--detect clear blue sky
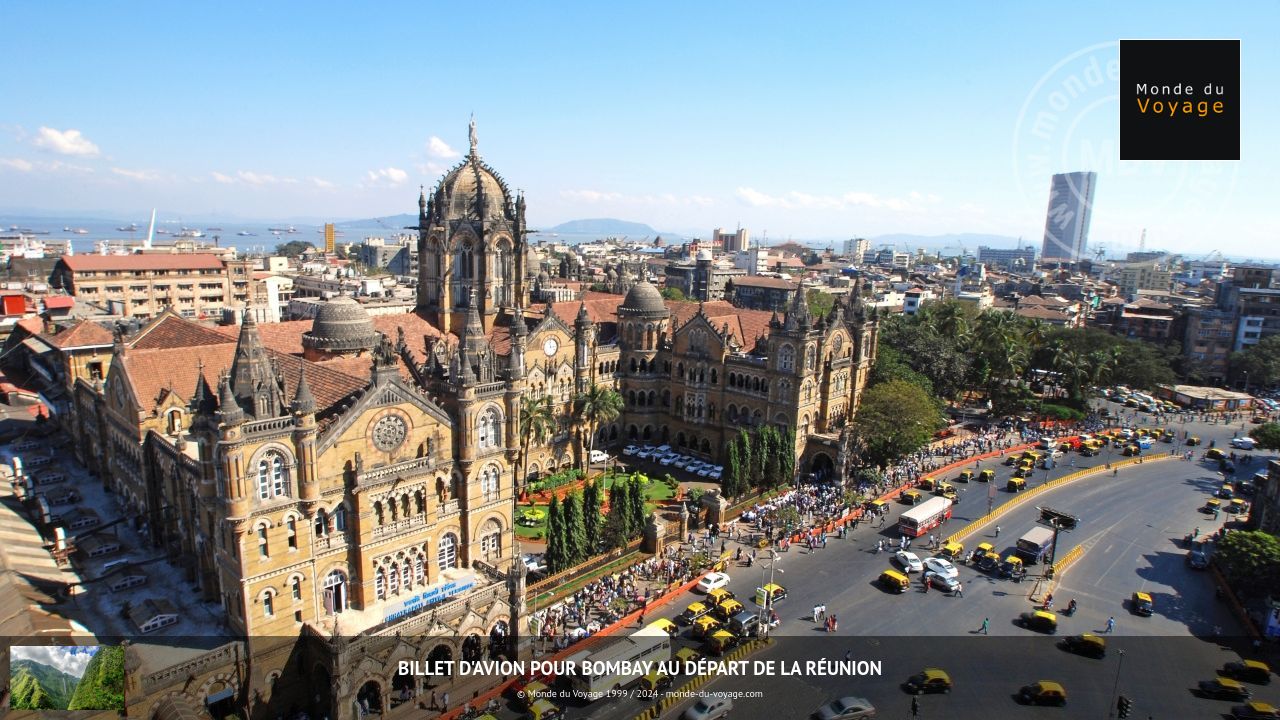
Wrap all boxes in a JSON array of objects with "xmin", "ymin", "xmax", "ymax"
[{"xmin": 1, "ymin": 2, "xmax": 1276, "ymax": 256}]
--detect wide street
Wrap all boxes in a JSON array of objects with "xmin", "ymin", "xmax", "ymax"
[{"xmin": 483, "ymin": 403, "xmax": 1274, "ymax": 720}]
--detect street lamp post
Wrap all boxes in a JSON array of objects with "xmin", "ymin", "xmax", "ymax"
[
  {"xmin": 757, "ymin": 550, "xmax": 781, "ymax": 637},
  {"xmin": 1107, "ymin": 648, "xmax": 1126, "ymax": 719}
]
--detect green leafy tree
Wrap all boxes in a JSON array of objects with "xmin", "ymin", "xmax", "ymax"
[
  {"xmin": 723, "ymin": 437, "xmax": 743, "ymax": 500},
  {"xmin": 626, "ymin": 474, "xmax": 646, "ymax": 538},
  {"xmin": 273, "ymin": 240, "xmax": 315, "ymax": 257},
  {"xmin": 869, "ymin": 345, "xmax": 936, "ymax": 396},
  {"xmin": 738, "ymin": 429, "xmax": 754, "ymax": 494},
  {"xmin": 779, "ymin": 426, "xmax": 796, "ymax": 485},
  {"xmin": 545, "ymin": 495, "xmax": 567, "ymax": 573},
  {"xmin": 603, "ymin": 480, "xmax": 630, "ymax": 549},
  {"xmin": 806, "ymin": 289, "xmax": 836, "ymax": 318},
  {"xmin": 1249, "ymin": 422, "xmax": 1280, "ymax": 451},
  {"xmin": 1214, "ymin": 530, "xmax": 1280, "ymax": 599},
  {"xmin": 762, "ymin": 425, "xmax": 783, "ymax": 487},
  {"xmin": 562, "ymin": 490, "xmax": 587, "ymax": 565},
  {"xmin": 750, "ymin": 427, "xmax": 769, "ymax": 487},
  {"xmin": 582, "ymin": 481, "xmax": 603, "ymax": 553},
  {"xmin": 660, "ymin": 286, "xmax": 686, "ymax": 301},
  {"xmin": 852, "ymin": 379, "xmax": 945, "ymax": 469},
  {"xmin": 518, "ymin": 394, "xmax": 556, "ymax": 490},
  {"xmin": 574, "ymin": 384, "xmax": 625, "ymax": 470},
  {"xmin": 1230, "ymin": 335, "xmax": 1280, "ymax": 388}
]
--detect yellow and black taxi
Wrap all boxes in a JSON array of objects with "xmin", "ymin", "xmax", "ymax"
[
  {"xmin": 525, "ymin": 699, "xmax": 565, "ymax": 720},
  {"xmin": 1230, "ymin": 701, "xmax": 1280, "ymax": 720},
  {"xmin": 689, "ymin": 615, "xmax": 722, "ymax": 639},
  {"xmin": 1004, "ymin": 453, "xmax": 1022, "ymax": 466},
  {"xmin": 879, "ymin": 568, "xmax": 910, "ymax": 593},
  {"xmin": 705, "ymin": 628, "xmax": 740, "ymax": 655},
  {"xmin": 756, "ymin": 583, "xmax": 788, "ymax": 606},
  {"xmin": 936, "ymin": 482, "xmax": 958, "ymax": 500},
  {"xmin": 1187, "ymin": 436, "xmax": 1202, "ymax": 446},
  {"xmin": 1204, "ymin": 499, "xmax": 1223, "ymax": 514},
  {"xmin": 1161, "ymin": 430, "xmax": 1176, "ymax": 443},
  {"xmin": 939, "ymin": 540, "xmax": 964, "ymax": 560},
  {"xmin": 977, "ymin": 550, "xmax": 1001, "ymax": 573},
  {"xmin": 901, "ymin": 489, "xmax": 924, "ymax": 505},
  {"xmin": 637, "ymin": 668, "xmax": 674, "ymax": 693},
  {"xmin": 714, "ymin": 598, "xmax": 745, "ymax": 622},
  {"xmin": 706, "ymin": 587, "xmax": 735, "ymax": 607},
  {"xmin": 918, "ymin": 477, "xmax": 938, "ymax": 492},
  {"xmin": 902, "ymin": 668, "xmax": 952, "ymax": 695},
  {"xmin": 1123, "ymin": 444, "xmax": 1141, "ymax": 456},
  {"xmin": 1017, "ymin": 610, "xmax": 1058, "ymax": 634},
  {"xmin": 1007, "ymin": 477, "xmax": 1028, "ymax": 491},
  {"xmin": 1131, "ymin": 591, "xmax": 1154, "ymax": 616},
  {"xmin": 1206, "ymin": 447, "xmax": 1226, "ymax": 460},
  {"xmin": 1019, "ymin": 680, "xmax": 1067, "ymax": 706},
  {"xmin": 648, "ymin": 618, "xmax": 680, "ymax": 636},
  {"xmin": 1223, "ymin": 660, "xmax": 1273, "ymax": 685},
  {"xmin": 1059, "ymin": 633, "xmax": 1106, "ymax": 658},
  {"xmin": 1218, "ymin": 484, "xmax": 1236, "ymax": 499},
  {"xmin": 1230, "ymin": 498, "xmax": 1249, "ymax": 514},
  {"xmin": 681, "ymin": 601, "xmax": 712, "ymax": 624},
  {"xmin": 1198, "ymin": 676, "xmax": 1252, "ymax": 701},
  {"xmin": 978, "ymin": 469, "xmax": 996, "ymax": 482},
  {"xmin": 674, "ymin": 647, "xmax": 702, "ymax": 668},
  {"xmin": 957, "ymin": 469, "xmax": 974, "ymax": 483},
  {"xmin": 1012, "ymin": 466, "xmax": 1033, "ymax": 479}
]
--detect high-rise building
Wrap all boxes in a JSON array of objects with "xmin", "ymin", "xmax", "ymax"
[
  {"xmin": 1040, "ymin": 171, "xmax": 1096, "ymax": 263},
  {"xmin": 713, "ymin": 227, "xmax": 750, "ymax": 253},
  {"xmin": 977, "ymin": 245, "xmax": 1037, "ymax": 271},
  {"xmin": 843, "ymin": 238, "xmax": 870, "ymax": 263}
]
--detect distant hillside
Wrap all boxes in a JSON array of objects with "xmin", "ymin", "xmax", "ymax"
[
  {"xmin": 545, "ymin": 218, "xmax": 658, "ymax": 236},
  {"xmin": 10, "ymin": 659, "xmax": 78, "ymax": 710},
  {"xmin": 66, "ymin": 646, "xmax": 125, "ymax": 711},
  {"xmin": 336, "ymin": 214, "xmax": 416, "ymax": 229}
]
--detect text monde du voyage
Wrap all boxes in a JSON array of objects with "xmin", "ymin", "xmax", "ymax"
[{"xmin": 1135, "ymin": 83, "xmax": 1228, "ymax": 118}]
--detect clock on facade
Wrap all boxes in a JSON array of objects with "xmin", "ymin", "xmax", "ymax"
[
  {"xmin": 371, "ymin": 415, "xmax": 408, "ymax": 451},
  {"xmin": 543, "ymin": 337, "xmax": 559, "ymax": 356}
]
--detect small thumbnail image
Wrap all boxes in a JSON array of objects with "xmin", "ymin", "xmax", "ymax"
[{"xmin": 7, "ymin": 645, "xmax": 124, "ymax": 712}]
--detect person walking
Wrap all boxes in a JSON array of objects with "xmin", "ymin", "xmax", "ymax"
[
  {"xmin": 813, "ymin": 605, "xmax": 821, "ymax": 623},
  {"xmin": 980, "ymin": 617, "xmax": 989, "ymax": 634},
  {"xmin": 441, "ymin": 692, "xmax": 450, "ymax": 713},
  {"xmin": 955, "ymin": 581, "xmax": 963, "ymax": 598},
  {"xmin": 995, "ymin": 525, "xmax": 1001, "ymax": 538},
  {"xmin": 1105, "ymin": 616, "xmax": 1115, "ymax": 633}
]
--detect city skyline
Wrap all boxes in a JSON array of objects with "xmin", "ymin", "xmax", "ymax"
[{"xmin": 0, "ymin": 2, "xmax": 1275, "ymax": 256}]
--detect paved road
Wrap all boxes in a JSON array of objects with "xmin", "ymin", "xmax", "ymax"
[{"xmin": 485, "ymin": 405, "xmax": 1274, "ymax": 719}]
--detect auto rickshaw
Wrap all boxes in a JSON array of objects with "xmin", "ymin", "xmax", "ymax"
[
  {"xmin": 1203, "ymin": 499, "xmax": 1223, "ymax": 514},
  {"xmin": 525, "ymin": 699, "xmax": 565, "ymax": 720},
  {"xmin": 1060, "ymin": 633, "xmax": 1106, "ymax": 658},
  {"xmin": 978, "ymin": 469, "xmax": 996, "ymax": 482},
  {"xmin": 637, "ymin": 669, "xmax": 673, "ymax": 693},
  {"xmin": 648, "ymin": 618, "xmax": 680, "ymax": 636},
  {"xmin": 714, "ymin": 598, "xmax": 745, "ymax": 622},
  {"xmin": 1229, "ymin": 498, "xmax": 1249, "ymax": 514},
  {"xmin": 957, "ymin": 469, "xmax": 974, "ymax": 483},
  {"xmin": 936, "ymin": 483, "xmax": 958, "ymax": 500},
  {"xmin": 1001, "ymin": 554, "xmax": 1025, "ymax": 579},
  {"xmin": 1131, "ymin": 591, "xmax": 1154, "ymax": 616},
  {"xmin": 1187, "ymin": 436, "xmax": 1201, "ymax": 446},
  {"xmin": 1007, "ymin": 477, "xmax": 1027, "ymax": 492},
  {"xmin": 901, "ymin": 489, "xmax": 923, "ymax": 505},
  {"xmin": 681, "ymin": 601, "xmax": 711, "ymax": 623},
  {"xmin": 756, "ymin": 583, "xmax": 788, "ymax": 606},
  {"xmin": 690, "ymin": 614, "xmax": 722, "ymax": 639},
  {"xmin": 1123, "ymin": 444, "xmax": 1141, "ymax": 456},
  {"xmin": 706, "ymin": 628, "xmax": 740, "ymax": 655},
  {"xmin": 918, "ymin": 477, "xmax": 937, "ymax": 492},
  {"xmin": 939, "ymin": 540, "xmax": 964, "ymax": 560},
  {"xmin": 1012, "ymin": 466, "xmax": 1032, "ymax": 479},
  {"xmin": 706, "ymin": 587, "xmax": 735, "ymax": 606}
]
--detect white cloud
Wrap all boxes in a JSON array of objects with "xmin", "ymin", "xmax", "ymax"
[
  {"xmin": 111, "ymin": 167, "xmax": 161, "ymax": 181},
  {"xmin": 366, "ymin": 167, "xmax": 408, "ymax": 185},
  {"xmin": 735, "ymin": 187, "xmax": 914, "ymax": 211},
  {"xmin": 0, "ymin": 158, "xmax": 33, "ymax": 171},
  {"xmin": 33, "ymin": 127, "xmax": 100, "ymax": 156},
  {"xmin": 11, "ymin": 646, "xmax": 98, "ymax": 679},
  {"xmin": 237, "ymin": 170, "xmax": 296, "ymax": 186},
  {"xmin": 310, "ymin": 177, "xmax": 335, "ymax": 189},
  {"xmin": 562, "ymin": 189, "xmax": 623, "ymax": 203},
  {"xmin": 559, "ymin": 189, "xmax": 714, "ymax": 208},
  {"xmin": 426, "ymin": 136, "xmax": 460, "ymax": 159},
  {"xmin": 211, "ymin": 171, "xmax": 235, "ymax": 184}
]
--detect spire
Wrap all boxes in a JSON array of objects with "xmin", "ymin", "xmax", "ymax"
[
  {"xmin": 418, "ymin": 185, "xmax": 427, "ymax": 217},
  {"xmin": 291, "ymin": 360, "xmax": 316, "ymax": 415},
  {"xmin": 229, "ymin": 310, "xmax": 285, "ymax": 419},
  {"xmin": 464, "ymin": 287, "xmax": 484, "ymax": 340},
  {"xmin": 511, "ymin": 305, "xmax": 528, "ymax": 338},
  {"xmin": 217, "ymin": 374, "xmax": 244, "ymax": 427},
  {"xmin": 576, "ymin": 298, "xmax": 590, "ymax": 326},
  {"xmin": 191, "ymin": 360, "xmax": 217, "ymax": 414},
  {"xmin": 785, "ymin": 285, "xmax": 811, "ymax": 332}
]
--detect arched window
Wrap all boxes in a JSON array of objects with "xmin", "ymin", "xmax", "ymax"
[
  {"xmin": 778, "ymin": 345, "xmax": 795, "ymax": 372},
  {"xmin": 710, "ymin": 369, "xmax": 717, "ymax": 385},
  {"xmin": 480, "ymin": 519, "xmax": 502, "ymax": 560},
  {"xmin": 286, "ymin": 516, "xmax": 297, "ymax": 549},
  {"xmin": 323, "ymin": 570, "xmax": 347, "ymax": 613},
  {"xmin": 477, "ymin": 407, "xmax": 501, "ymax": 450},
  {"xmin": 481, "ymin": 465, "xmax": 500, "ymax": 501},
  {"xmin": 334, "ymin": 504, "xmax": 347, "ymax": 532},
  {"xmin": 458, "ymin": 241, "xmax": 474, "ymax": 280},
  {"xmin": 805, "ymin": 345, "xmax": 816, "ymax": 370},
  {"xmin": 257, "ymin": 524, "xmax": 269, "ymax": 558},
  {"xmin": 314, "ymin": 509, "xmax": 329, "ymax": 537},
  {"xmin": 262, "ymin": 590, "xmax": 275, "ymax": 618},
  {"xmin": 438, "ymin": 533, "xmax": 459, "ymax": 571},
  {"xmin": 375, "ymin": 568, "xmax": 387, "ymax": 600},
  {"xmin": 389, "ymin": 564, "xmax": 400, "ymax": 595},
  {"xmin": 291, "ymin": 576, "xmax": 302, "ymax": 600},
  {"xmin": 414, "ymin": 556, "xmax": 425, "ymax": 585},
  {"xmin": 256, "ymin": 452, "xmax": 290, "ymax": 500}
]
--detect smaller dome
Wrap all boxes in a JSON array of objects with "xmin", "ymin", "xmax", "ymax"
[
  {"xmin": 621, "ymin": 280, "xmax": 666, "ymax": 313},
  {"xmin": 303, "ymin": 296, "xmax": 379, "ymax": 355}
]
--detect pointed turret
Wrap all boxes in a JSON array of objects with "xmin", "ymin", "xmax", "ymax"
[
  {"xmin": 191, "ymin": 362, "xmax": 217, "ymax": 415},
  {"xmin": 229, "ymin": 311, "xmax": 286, "ymax": 419},
  {"xmin": 784, "ymin": 284, "xmax": 812, "ymax": 332},
  {"xmin": 217, "ymin": 375, "xmax": 244, "ymax": 427},
  {"xmin": 291, "ymin": 362, "xmax": 316, "ymax": 415}
]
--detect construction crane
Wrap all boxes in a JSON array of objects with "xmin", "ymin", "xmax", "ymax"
[{"xmin": 1093, "ymin": 245, "xmax": 1107, "ymax": 262}]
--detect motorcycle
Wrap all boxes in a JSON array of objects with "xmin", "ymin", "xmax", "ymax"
[{"xmin": 1065, "ymin": 600, "xmax": 1078, "ymax": 616}]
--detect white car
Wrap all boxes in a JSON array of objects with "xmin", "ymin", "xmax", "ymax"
[
  {"xmin": 814, "ymin": 696, "xmax": 877, "ymax": 720},
  {"xmin": 589, "ymin": 449, "xmax": 609, "ymax": 464},
  {"xmin": 683, "ymin": 696, "xmax": 733, "ymax": 720},
  {"xmin": 697, "ymin": 465, "xmax": 716, "ymax": 478},
  {"xmin": 636, "ymin": 448, "xmax": 654, "ymax": 459},
  {"xmin": 696, "ymin": 572, "xmax": 731, "ymax": 593},
  {"xmin": 659, "ymin": 454, "xmax": 679, "ymax": 466},
  {"xmin": 923, "ymin": 557, "xmax": 958, "ymax": 579},
  {"xmin": 894, "ymin": 551, "xmax": 923, "ymax": 573},
  {"xmin": 709, "ymin": 467, "xmax": 723, "ymax": 480},
  {"xmin": 656, "ymin": 444, "xmax": 672, "ymax": 454},
  {"xmin": 673, "ymin": 456, "xmax": 691, "ymax": 469},
  {"xmin": 1230, "ymin": 437, "xmax": 1256, "ymax": 450},
  {"xmin": 622, "ymin": 445, "xmax": 639, "ymax": 456},
  {"xmin": 686, "ymin": 461, "xmax": 706, "ymax": 473}
]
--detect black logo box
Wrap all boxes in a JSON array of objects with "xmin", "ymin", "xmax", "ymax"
[{"xmin": 1120, "ymin": 39, "xmax": 1240, "ymax": 160}]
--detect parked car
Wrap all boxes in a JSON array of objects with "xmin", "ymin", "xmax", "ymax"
[
  {"xmin": 923, "ymin": 572, "xmax": 959, "ymax": 593},
  {"xmin": 894, "ymin": 551, "xmax": 923, "ymax": 573},
  {"xmin": 622, "ymin": 445, "xmax": 640, "ymax": 456},
  {"xmin": 683, "ymin": 696, "xmax": 733, "ymax": 720},
  {"xmin": 589, "ymin": 450, "xmax": 609, "ymax": 464},
  {"xmin": 696, "ymin": 572, "xmax": 731, "ymax": 593},
  {"xmin": 922, "ymin": 557, "xmax": 958, "ymax": 579},
  {"xmin": 813, "ymin": 696, "xmax": 877, "ymax": 720}
]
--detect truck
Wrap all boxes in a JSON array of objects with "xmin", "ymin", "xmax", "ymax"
[{"xmin": 1015, "ymin": 526, "xmax": 1055, "ymax": 564}]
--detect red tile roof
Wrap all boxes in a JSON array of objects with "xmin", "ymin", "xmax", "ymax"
[
  {"xmin": 44, "ymin": 320, "xmax": 114, "ymax": 349},
  {"xmin": 129, "ymin": 313, "xmax": 235, "ymax": 350},
  {"xmin": 60, "ymin": 253, "xmax": 225, "ymax": 272},
  {"xmin": 732, "ymin": 276, "xmax": 796, "ymax": 290},
  {"xmin": 668, "ymin": 300, "xmax": 774, "ymax": 349},
  {"xmin": 43, "ymin": 296, "xmax": 75, "ymax": 310}
]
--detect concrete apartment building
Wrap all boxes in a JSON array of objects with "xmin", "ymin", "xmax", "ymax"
[
  {"xmin": 712, "ymin": 227, "xmax": 750, "ymax": 253},
  {"xmin": 50, "ymin": 254, "xmax": 257, "ymax": 320}
]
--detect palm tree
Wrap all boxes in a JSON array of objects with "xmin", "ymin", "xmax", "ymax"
[
  {"xmin": 573, "ymin": 384, "xmax": 624, "ymax": 473},
  {"xmin": 517, "ymin": 394, "xmax": 555, "ymax": 491},
  {"xmin": 930, "ymin": 300, "xmax": 972, "ymax": 344}
]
